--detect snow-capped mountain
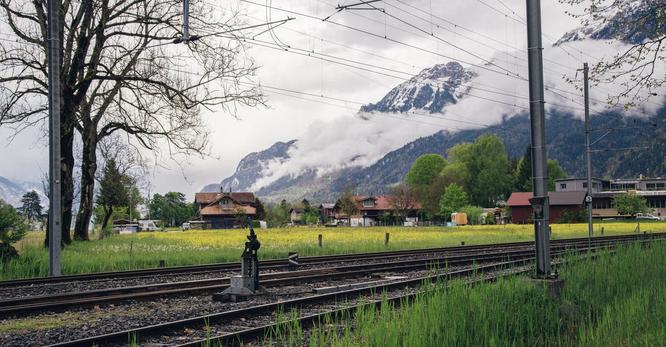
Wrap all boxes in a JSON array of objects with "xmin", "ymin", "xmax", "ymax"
[
  {"xmin": 556, "ymin": 0, "xmax": 664, "ymax": 45},
  {"xmin": 0, "ymin": 176, "xmax": 47, "ymax": 207},
  {"xmin": 203, "ymin": 1, "xmax": 666, "ymax": 202},
  {"xmin": 360, "ymin": 62, "xmax": 475, "ymax": 114}
]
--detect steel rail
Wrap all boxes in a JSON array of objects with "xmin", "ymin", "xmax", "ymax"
[
  {"xmin": 2, "ymin": 234, "xmax": 663, "ymax": 316},
  {"xmin": 0, "ymin": 247, "xmax": 544, "ymax": 315},
  {"xmin": 42, "ymin": 235, "xmax": 663, "ymax": 347},
  {"xmin": 1, "ymin": 233, "xmax": 661, "ymax": 288}
]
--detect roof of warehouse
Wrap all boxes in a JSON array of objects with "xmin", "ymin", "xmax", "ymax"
[{"xmin": 507, "ymin": 191, "xmax": 586, "ymax": 207}]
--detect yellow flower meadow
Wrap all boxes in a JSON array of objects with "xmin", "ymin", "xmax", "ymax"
[{"xmin": 3, "ymin": 222, "xmax": 663, "ymax": 280}]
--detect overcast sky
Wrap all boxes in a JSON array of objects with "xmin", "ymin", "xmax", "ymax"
[{"xmin": 1, "ymin": 0, "xmax": 658, "ymax": 199}]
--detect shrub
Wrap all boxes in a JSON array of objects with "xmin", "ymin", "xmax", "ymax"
[
  {"xmin": 0, "ymin": 200, "xmax": 28, "ymax": 263},
  {"xmin": 559, "ymin": 209, "xmax": 586, "ymax": 223},
  {"xmin": 462, "ymin": 205, "xmax": 484, "ymax": 225}
]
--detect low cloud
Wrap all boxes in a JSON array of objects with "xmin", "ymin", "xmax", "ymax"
[{"xmin": 249, "ymin": 38, "xmax": 666, "ymax": 192}]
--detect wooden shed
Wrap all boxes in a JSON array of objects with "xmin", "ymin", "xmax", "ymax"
[{"xmin": 507, "ymin": 191, "xmax": 587, "ymax": 224}]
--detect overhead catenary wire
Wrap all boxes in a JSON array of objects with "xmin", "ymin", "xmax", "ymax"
[
  {"xmin": 238, "ymin": 0, "xmax": 611, "ymax": 113},
  {"xmin": 242, "ymin": 0, "xmax": 530, "ymax": 82},
  {"xmin": 387, "ymin": 0, "xmax": 576, "ymax": 75}
]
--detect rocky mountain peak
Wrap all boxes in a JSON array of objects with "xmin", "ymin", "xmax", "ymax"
[
  {"xmin": 555, "ymin": 0, "xmax": 664, "ymax": 45},
  {"xmin": 359, "ymin": 61, "xmax": 475, "ymax": 114}
]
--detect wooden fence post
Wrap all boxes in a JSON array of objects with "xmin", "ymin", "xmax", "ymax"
[
  {"xmin": 318, "ymin": 234, "xmax": 323, "ymax": 248},
  {"xmin": 385, "ymin": 233, "xmax": 390, "ymax": 246}
]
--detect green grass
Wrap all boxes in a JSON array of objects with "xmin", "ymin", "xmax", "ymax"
[
  {"xmin": 1, "ymin": 221, "xmax": 664, "ymax": 280},
  {"xmin": 269, "ymin": 241, "xmax": 666, "ymax": 346}
]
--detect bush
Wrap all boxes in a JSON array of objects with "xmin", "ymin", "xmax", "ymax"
[
  {"xmin": 485, "ymin": 212, "xmax": 496, "ymax": 225},
  {"xmin": 462, "ymin": 205, "xmax": 484, "ymax": 225},
  {"xmin": 0, "ymin": 200, "xmax": 27, "ymax": 263},
  {"xmin": 559, "ymin": 209, "xmax": 586, "ymax": 223}
]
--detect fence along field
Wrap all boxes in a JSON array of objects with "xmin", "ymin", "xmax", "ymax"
[{"xmin": 3, "ymin": 221, "xmax": 664, "ymax": 280}]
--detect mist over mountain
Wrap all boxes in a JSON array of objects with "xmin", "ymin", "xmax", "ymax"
[{"xmin": 204, "ymin": 3, "xmax": 666, "ymax": 203}]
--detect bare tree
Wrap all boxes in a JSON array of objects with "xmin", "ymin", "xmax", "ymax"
[
  {"xmin": 560, "ymin": 0, "xmax": 665, "ymax": 107},
  {"xmin": 337, "ymin": 188, "xmax": 358, "ymax": 226},
  {"xmin": 0, "ymin": 0, "xmax": 265, "ymax": 242},
  {"xmin": 388, "ymin": 183, "xmax": 418, "ymax": 223}
]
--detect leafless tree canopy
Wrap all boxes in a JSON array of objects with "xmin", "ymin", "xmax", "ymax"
[
  {"xmin": 1, "ymin": 0, "xmax": 265, "ymax": 242},
  {"xmin": 1, "ymin": 0, "xmax": 263, "ymax": 150},
  {"xmin": 561, "ymin": 0, "xmax": 665, "ymax": 108}
]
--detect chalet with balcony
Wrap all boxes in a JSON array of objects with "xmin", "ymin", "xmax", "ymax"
[
  {"xmin": 194, "ymin": 191, "xmax": 258, "ymax": 229},
  {"xmin": 333, "ymin": 195, "xmax": 421, "ymax": 226}
]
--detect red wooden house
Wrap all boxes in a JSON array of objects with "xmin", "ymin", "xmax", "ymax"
[{"xmin": 507, "ymin": 191, "xmax": 586, "ymax": 224}]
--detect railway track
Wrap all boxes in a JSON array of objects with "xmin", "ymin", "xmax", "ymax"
[
  {"xmin": 16, "ymin": 233, "xmax": 659, "ymax": 347},
  {"xmin": 1, "ymin": 233, "xmax": 659, "ymax": 289},
  {"xmin": 2, "ymin": 234, "xmax": 662, "ymax": 316}
]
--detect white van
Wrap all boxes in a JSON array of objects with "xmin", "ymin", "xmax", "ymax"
[{"xmin": 138, "ymin": 220, "xmax": 160, "ymax": 231}]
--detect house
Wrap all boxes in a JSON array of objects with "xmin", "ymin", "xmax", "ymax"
[
  {"xmin": 319, "ymin": 203, "xmax": 336, "ymax": 224},
  {"xmin": 507, "ymin": 191, "xmax": 586, "ymax": 224},
  {"xmin": 289, "ymin": 207, "xmax": 304, "ymax": 224},
  {"xmin": 555, "ymin": 176, "xmax": 666, "ymax": 219},
  {"xmin": 194, "ymin": 191, "xmax": 258, "ymax": 229},
  {"xmin": 334, "ymin": 195, "xmax": 421, "ymax": 226}
]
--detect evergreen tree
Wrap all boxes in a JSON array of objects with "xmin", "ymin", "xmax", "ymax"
[
  {"xmin": 96, "ymin": 159, "xmax": 131, "ymax": 230},
  {"xmin": 20, "ymin": 191, "xmax": 42, "ymax": 224}
]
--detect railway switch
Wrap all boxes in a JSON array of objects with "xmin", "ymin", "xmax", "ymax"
[{"xmin": 213, "ymin": 218, "xmax": 267, "ymax": 302}]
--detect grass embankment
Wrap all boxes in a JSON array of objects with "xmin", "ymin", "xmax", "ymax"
[
  {"xmin": 273, "ymin": 241, "xmax": 666, "ymax": 346},
  {"xmin": 2, "ymin": 221, "xmax": 664, "ymax": 280}
]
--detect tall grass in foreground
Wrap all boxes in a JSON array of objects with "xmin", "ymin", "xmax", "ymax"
[
  {"xmin": 1, "ymin": 222, "xmax": 663, "ymax": 280},
  {"xmin": 266, "ymin": 242, "xmax": 666, "ymax": 346}
]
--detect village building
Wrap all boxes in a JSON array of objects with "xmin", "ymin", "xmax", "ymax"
[
  {"xmin": 555, "ymin": 176, "xmax": 666, "ymax": 219},
  {"xmin": 318, "ymin": 203, "xmax": 336, "ymax": 224},
  {"xmin": 194, "ymin": 191, "xmax": 258, "ymax": 229},
  {"xmin": 333, "ymin": 195, "xmax": 421, "ymax": 226},
  {"xmin": 289, "ymin": 207, "xmax": 304, "ymax": 224},
  {"xmin": 507, "ymin": 191, "xmax": 586, "ymax": 224}
]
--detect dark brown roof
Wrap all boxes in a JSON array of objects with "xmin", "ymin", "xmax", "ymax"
[
  {"xmin": 200, "ymin": 204, "xmax": 256, "ymax": 216},
  {"xmin": 334, "ymin": 195, "xmax": 421, "ymax": 212},
  {"xmin": 195, "ymin": 192, "xmax": 256, "ymax": 205},
  {"xmin": 507, "ymin": 191, "xmax": 586, "ymax": 207}
]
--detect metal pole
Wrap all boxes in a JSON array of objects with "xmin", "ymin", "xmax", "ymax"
[
  {"xmin": 183, "ymin": 0, "xmax": 190, "ymax": 42},
  {"xmin": 47, "ymin": 0, "xmax": 62, "ymax": 276},
  {"xmin": 583, "ymin": 63, "xmax": 593, "ymax": 247},
  {"xmin": 526, "ymin": 0, "xmax": 551, "ymax": 277}
]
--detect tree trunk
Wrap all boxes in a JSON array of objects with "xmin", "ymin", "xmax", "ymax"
[
  {"xmin": 101, "ymin": 205, "xmax": 113, "ymax": 230},
  {"xmin": 74, "ymin": 125, "xmax": 97, "ymax": 241},
  {"xmin": 60, "ymin": 117, "xmax": 75, "ymax": 245},
  {"xmin": 44, "ymin": 114, "xmax": 75, "ymax": 247}
]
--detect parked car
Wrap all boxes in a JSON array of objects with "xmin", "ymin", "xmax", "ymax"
[{"xmin": 636, "ymin": 213, "xmax": 660, "ymax": 221}]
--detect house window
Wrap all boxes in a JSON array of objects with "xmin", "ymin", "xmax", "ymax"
[
  {"xmin": 646, "ymin": 183, "xmax": 666, "ymax": 191},
  {"xmin": 560, "ymin": 183, "xmax": 567, "ymax": 189},
  {"xmin": 363, "ymin": 200, "xmax": 375, "ymax": 207},
  {"xmin": 611, "ymin": 183, "xmax": 636, "ymax": 191},
  {"xmin": 583, "ymin": 182, "xmax": 587, "ymax": 188},
  {"xmin": 592, "ymin": 199, "xmax": 611, "ymax": 209},
  {"xmin": 220, "ymin": 198, "xmax": 232, "ymax": 208}
]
